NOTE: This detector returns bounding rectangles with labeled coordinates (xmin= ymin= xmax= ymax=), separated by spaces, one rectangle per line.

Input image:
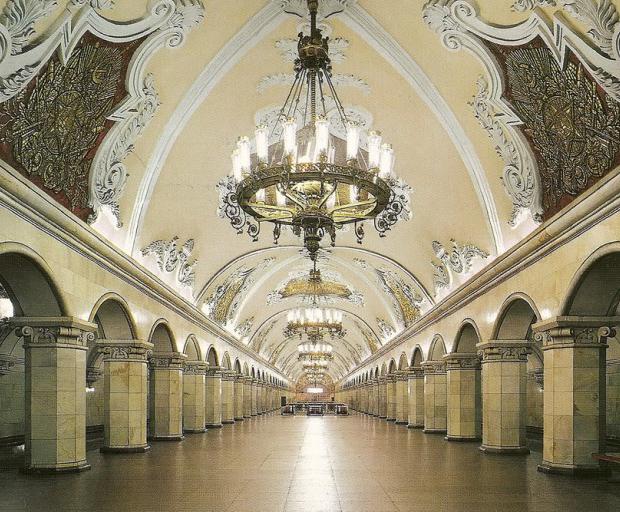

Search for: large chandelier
xmin=219 ymin=0 xmax=407 ymax=261
xmin=298 ymin=338 xmax=334 ymax=362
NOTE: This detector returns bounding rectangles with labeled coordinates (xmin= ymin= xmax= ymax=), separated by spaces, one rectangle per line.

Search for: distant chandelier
xmin=219 ymin=0 xmax=407 ymax=261
xmin=298 ymin=338 xmax=334 ymax=362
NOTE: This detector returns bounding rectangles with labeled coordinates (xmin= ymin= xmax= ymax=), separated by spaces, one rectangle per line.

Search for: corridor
xmin=1 ymin=413 xmax=619 ymax=512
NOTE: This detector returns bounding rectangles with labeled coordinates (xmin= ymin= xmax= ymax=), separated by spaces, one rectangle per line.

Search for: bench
xmin=592 ymin=452 xmax=620 ymax=481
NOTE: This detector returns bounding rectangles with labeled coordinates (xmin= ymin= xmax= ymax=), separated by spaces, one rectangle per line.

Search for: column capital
xmin=378 ymin=376 xmax=387 ymax=383
xmin=221 ymin=370 xmax=237 ymax=381
xmin=242 ymin=376 xmax=253 ymax=383
xmin=150 ymin=352 xmax=186 ymax=370
xmin=533 ymin=316 xmax=619 ymax=350
xmin=396 ymin=371 xmax=408 ymax=381
xmin=0 ymin=354 xmax=22 ymax=376
xmin=443 ymin=352 xmax=481 ymax=370
xmin=12 ymin=317 xmax=96 ymax=350
xmin=477 ymin=340 xmax=531 ymax=362
xmin=184 ymin=360 xmax=207 ymax=375
xmin=206 ymin=365 xmax=223 ymax=377
xmin=406 ymin=366 xmax=424 ymax=379
xmin=421 ymin=360 xmax=446 ymax=374
xmin=97 ymin=339 xmax=154 ymax=362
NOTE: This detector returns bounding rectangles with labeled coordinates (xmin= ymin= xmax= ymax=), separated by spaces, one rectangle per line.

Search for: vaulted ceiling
xmin=6 ymin=0 xmax=618 ymax=382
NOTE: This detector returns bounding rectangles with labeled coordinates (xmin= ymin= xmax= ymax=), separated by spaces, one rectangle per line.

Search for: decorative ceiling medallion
xmin=275 ymin=35 xmax=349 ymax=64
xmin=140 ymin=236 xmax=197 ymax=289
xmin=423 ymin=0 xmax=620 ymax=224
xmin=202 ymin=257 xmax=276 ymax=325
xmin=257 ymin=72 xmax=370 ymax=95
xmin=511 ymin=0 xmax=556 ymax=12
xmin=501 ymin=45 xmax=620 ymax=217
xmin=0 ymin=38 xmax=128 ymax=219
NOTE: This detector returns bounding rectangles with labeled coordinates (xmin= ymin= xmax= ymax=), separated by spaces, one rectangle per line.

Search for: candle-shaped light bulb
xmin=379 ymin=143 xmax=394 ymax=178
xmin=367 ymin=130 xmax=382 ymax=169
xmin=276 ymin=187 xmax=286 ymax=207
xmin=349 ymin=184 xmax=358 ymax=202
xmin=231 ymin=148 xmax=242 ymax=182
xmin=346 ymin=121 xmax=360 ymax=160
xmin=255 ymin=188 xmax=265 ymax=202
xmin=315 ymin=116 xmax=330 ymax=159
xmin=237 ymin=136 xmax=251 ymax=173
xmin=283 ymin=117 xmax=297 ymax=157
xmin=255 ymin=125 xmax=269 ymax=163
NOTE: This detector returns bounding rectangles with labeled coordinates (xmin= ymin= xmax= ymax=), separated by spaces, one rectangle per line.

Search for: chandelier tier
xmin=220 ymin=0 xmax=406 ymax=261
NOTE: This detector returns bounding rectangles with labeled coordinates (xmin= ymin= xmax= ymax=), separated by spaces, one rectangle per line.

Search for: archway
xmin=206 ymin=346 xmax=219 ymax=367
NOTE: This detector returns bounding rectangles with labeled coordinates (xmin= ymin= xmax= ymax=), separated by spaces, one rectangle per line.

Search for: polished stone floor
xmin=1 ymin=413 xmax=620 ymax=512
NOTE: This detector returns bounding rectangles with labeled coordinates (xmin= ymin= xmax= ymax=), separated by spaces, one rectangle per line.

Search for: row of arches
xmin=340 ymin=246 xmax=620 ymax=474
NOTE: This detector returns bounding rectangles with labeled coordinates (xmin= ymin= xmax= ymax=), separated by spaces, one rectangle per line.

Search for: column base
xmin=101 ymin=444 xmax=151 ymax=453
xmin=21 ymin=461 xmax=91 ymax=474
xmin=446 ymin=435 xmax=481 ymax=442
xmin=423 ymin=428 xmax=447 ymax=434
xmin=222 ymin=420 xmax=235 ymax=424
xmin=251 ymin=413 xmax=258 ymax=416
xmin=183 ymin=428 xmax=206 ymax=434
xmin=480 ymin=445 xmax=530 ymax=455
xmin=386 ymin=418 xmax=396 ymax=422
xmin=407 ymin=424 xmax=424 ymax=429
xmin=537 ymin=462 xmax=607 ymax=476
xmin=234 ymin=417 xmax=244 ymax=421
xmin=205 ymin=423 xmax=222 ymax=429
xmin=395 ymin=420 xmax=408 ymax=425
xmin=150 ymin=435 xmax=184 ymax=442
xmin=379 ymin=415 xmax=387 ymax=419
xmin=244 ymin=415 xmax=252 ymax=419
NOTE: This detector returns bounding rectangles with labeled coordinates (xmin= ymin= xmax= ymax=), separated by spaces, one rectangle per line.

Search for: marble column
xmin=234 ymin=375 xmax=244 ymax=421
xmin=15 ymin=318 xmax=95 ymax=472
xmin=362 ymin=384 xmax=369 ymax=414
xmin=205 ymin=367 xmax=222 ymax=428
xmin=607 ymin=359 xmax=620 ymax=443
xmin=183 ymin=360 xmax=206 ymax=434
xmin=251 ymin=379 xmax=258 ymax=416
xmin=395 ymin=372 xmax=408 ymax=425
xmin=378 ymin=377 xmax=388 ymax=419
xmin=534 ymin=318 xmax=616 ymax=474
xmin=422 ymin=360 xmax=447 ymax=434
xmin=407 ymin=367 xmax=425 ymax=428
xmin=221 ymin=371 xmax=236 ymax=424
xmin=97 ymin=339 xmax=153 ymax=453
xmin=243 ymin=377 xmax=252 ymax=418
xmin=477 ymin=341 xmax=531 ymax=454
xmin=260 ymin=383 xmax=267 ymax=413
xmin=149 ymin=352 xmax=186 ymax=441
xmin=386 ymin=376 xmax=396 ymax=421
xmin=444 ymin=353 xmax=482 ymax=442
xmin=370 ymin=379 xmax=378 ymax=416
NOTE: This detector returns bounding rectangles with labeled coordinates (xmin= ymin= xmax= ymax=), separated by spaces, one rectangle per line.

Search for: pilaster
xmin=444 ymin=353 xmax=481 ymax=442
xmin=205 ymin=367 xmax=222 ymax=428
xmin=149 ymin=352 xmax=186 ymax=441
xmin=422 ymin=360 xmax=447 ymax=434
xmin=407 ymin=367 xmax=424 ymax=428
xmin=183 ymin=361 xmax=207 ymax=434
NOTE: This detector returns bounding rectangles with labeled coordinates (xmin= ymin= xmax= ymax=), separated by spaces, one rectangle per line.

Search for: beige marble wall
xmin=386 ymin=377 xmax=396 ymax=421
xmin=608 ymin=360 xmax=620 ymax=441
xmin=183 ymin=361 xmax=206 ymax=433
xmin=527 ymin=368 xmax=544 ymax=431
xmin=251 ymin=380 xmax=258 ymax=416
xmin=149 ymin=353 xmax=185 ymax=441
xmin=444 ymin=354 xmax=481 ymax=441
xmin=379 ymin=378 xmax=387 ymax=418
xmin=0 ymin=361 xmax=24 ymax=439
xmin=407 ymin=369 xmax=424 ymax=428
xmin=243 ymin=378 xmax=252 ymax=417
xmin=205 ymin=369 xmax=222 ymax=428
xmin=221 ymin=373 xmax=235 ymax=424
xmin=422 ymin=361 xmax=447 ymax=433
xmin=86 ymin=382 xmax=104 ymax=428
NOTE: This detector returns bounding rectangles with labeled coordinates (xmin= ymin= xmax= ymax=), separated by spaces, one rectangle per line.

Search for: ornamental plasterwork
xmin=422 ymin=0 xmax=620 ymax=224
xmin=0 ymin=0 xmax=204 ymax=226
xmin=235 ymin=317 xmax=255 ymax=338
xmin=375 ymin=267 xmax=424 ymax=328
xmin=141 ymin=237 xmax=197 ymax=289
xmin=353 ymin=320 xmax=381 ymax=354
xmin=511 ymin=0 xmax=556 ymax=11
xmin=202 ymin=257 xmax=276 ymax=326
xmin=275 ymin=34 xmax=349 ymax=64
xmin=376 ymin=317 xmax=396 ymax=341
xmin=431 ymin=239 xmax=488 ymax=296
xmin=257 ymin=72 xmax=370 ymax=95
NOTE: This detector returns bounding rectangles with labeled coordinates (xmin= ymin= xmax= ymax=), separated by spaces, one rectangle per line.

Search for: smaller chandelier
xmin=288 ymin=307 xmax=342 ymax=330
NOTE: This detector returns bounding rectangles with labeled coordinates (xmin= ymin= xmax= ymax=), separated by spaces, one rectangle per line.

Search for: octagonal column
xmin=378 ymin=377 xmax=388 ymax=418
xmin=444 ymin=353 xmax=481 ymax=442
xmin=97 ymin=339 xmax=153 ymax=453
xmin=386 ymin=376 xmax=396 ymax=421
xmin=243 ymin=377 xmax=252 ymax=418
xmin=395 ymin=372 xmax=408 ymax=424
xmin=221 ymin=371 xmax=236 ymax=424
xmin=534 ymin=318 xmax=616 ymax=474
xmin=422 ymin=361 xmax=447 ymax=434
xmin=260 ymin=383 xmax=267 ymax=413
xmin=362 ymin=384 xmax=369 ymax=413
xmin=15 ymin=318 xmax=96 ymax=473
xmin=477 ymin=341 xmax=531 ymax=454
xmin=205 ymin=367 xmax=222 ymax=428
xmin=183 ymin=361 xmax=206 ymax=434
xmin=407 ymin=367 xmax=424 ymax=428
xmin=149 ymin=352 xmax=186 ymax=441
xmin=234 ymin=375 xmax=244 ymax=421
xmin=371 ymin=380 xmax=380 ymax=416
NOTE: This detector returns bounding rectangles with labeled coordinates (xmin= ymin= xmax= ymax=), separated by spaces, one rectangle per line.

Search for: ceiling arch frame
xmin=127 ymin=0 xmax=505 ymax=256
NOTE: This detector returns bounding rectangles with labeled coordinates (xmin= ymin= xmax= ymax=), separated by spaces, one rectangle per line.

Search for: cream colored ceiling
xmin=8 ymin=0 xmax=606 ymax=381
